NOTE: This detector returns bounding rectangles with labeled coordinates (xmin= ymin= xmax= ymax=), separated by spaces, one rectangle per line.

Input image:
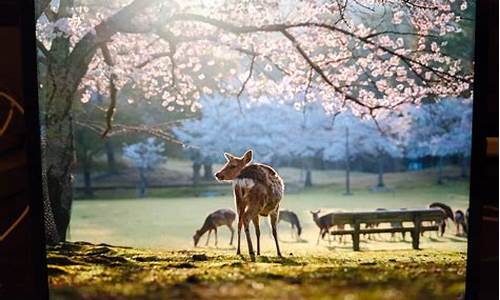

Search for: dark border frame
xmin=465 ymin=0 xmax=499 ymax=299
xmin=13 ymin=0 xmax=497 ymax=299
xmin=20 ymin=0 xmax=49 ymax=299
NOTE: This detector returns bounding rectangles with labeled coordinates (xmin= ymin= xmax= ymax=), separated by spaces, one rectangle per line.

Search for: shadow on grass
xmin=428 ymin=237 xmax=447 ymax=243
xmin=280 ymin=238 xmax=309 ymax=244
xmin=381 ymin=239 xmax=412 ymax=244
xmin=256 ymin=255 xmax=302 ymax=266
xmin=325 ymin=244 xmax=354 ymax=251
xmin=447 ymin=236 xmax=468 ymax=242
xmin=198 ymin=245 xmax=236 ymax=250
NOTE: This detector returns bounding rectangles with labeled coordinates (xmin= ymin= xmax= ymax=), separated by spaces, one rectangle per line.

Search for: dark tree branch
xmin=36 ymin=40 xmax=50 ymax=58
xmin=170 ymin=14 xmax=472 ymax=85
xmin=75 ymin=120 xmax=184 ymax=145
xmin=99 ymin=44 xmax=117 ymax=138
xmin=280 ymin=29 xmax=380 ymax=110
xmin=236 ymin=53 xmax=256 ymax=113
xmin=135 ymin=51 xmax=171 ymax=68
xmin=35 ymin=0 xmax=52 ymax=20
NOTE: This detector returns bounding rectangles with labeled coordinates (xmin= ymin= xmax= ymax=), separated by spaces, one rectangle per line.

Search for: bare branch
xmin=75 ymin=120 xmax=185 ymax=145
xmin=236 ymin=53 xmax=256 ymax=113
xmin=280 ymin=29 xmax=380 ymax=110
xmin=135 ymin=51 xmax=171 ymax=68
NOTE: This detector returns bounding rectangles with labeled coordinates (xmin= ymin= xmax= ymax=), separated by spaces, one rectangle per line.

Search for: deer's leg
xmin=252 ymin=216 xmax=261 ymax=256
xmin=227 ymin=224 xmax=234 ymax=246
xmin=243 ymin=209 xmax=258 ymax=260
xmin=316 ymin=229 xmax=322 ymax=245
xmin=269 ymin=212 xmax=282 ymax=257
xmin=214 ymin=227 xmax=218 ymax=247
xmin=237 ymin=214 xmax=243 ymax=255
xmin=206 ymin=230 xmax=211 ymax=246
xmin=235 ymin=188 xmax=244 ymax=255
xmin=291 ymin=223 xmax=294 ymax=239
xmin=440 ymin=221 xmax=446 ymax=237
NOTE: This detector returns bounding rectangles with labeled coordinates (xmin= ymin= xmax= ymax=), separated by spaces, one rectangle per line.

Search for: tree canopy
xmin=37 ymin=0 xmax=474 ymax=134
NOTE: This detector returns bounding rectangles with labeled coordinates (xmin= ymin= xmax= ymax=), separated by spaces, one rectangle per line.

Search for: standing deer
xmin=193 ymin=208 xmax=236 ymax=247
xmin=215 ymin=150 xmax=284 ymax=260
xmin=278 ymin=209 xmax=302 ymax=240
xmin=310 ymin=210 xmax=343 ymax=245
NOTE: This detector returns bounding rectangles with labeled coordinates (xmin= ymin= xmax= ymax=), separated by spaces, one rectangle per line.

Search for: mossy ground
xmin=48 ymin=242 xmax=466 ymax=300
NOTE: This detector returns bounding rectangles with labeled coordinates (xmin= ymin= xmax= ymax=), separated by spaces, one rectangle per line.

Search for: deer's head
xmin=310 ymin=210 xmax=321 ymax=220
xmin=193 ymin=230 xmax=202 ymax=247
xmin=214 ymin=150 xmax=253 ymax=181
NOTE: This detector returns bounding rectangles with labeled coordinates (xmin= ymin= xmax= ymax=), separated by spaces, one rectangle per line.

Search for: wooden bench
xmin=328 ymin=208 xmax=445 ymax=251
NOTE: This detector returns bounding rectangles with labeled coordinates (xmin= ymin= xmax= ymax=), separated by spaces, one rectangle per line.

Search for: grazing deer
xmin=278 ymin=209 xmax=302 ymax=240
xmin=310 ymin=210 xmax=343 ymax=245
xmin=193 ymin=209 xmax=235 ymax=247
xmin=428 ymin=202 xmax=454 ymax=236
xmin=454 ymin=209 xmax=467 ymax=236
xmin=214 ymin=150 xmax=284 ymax=260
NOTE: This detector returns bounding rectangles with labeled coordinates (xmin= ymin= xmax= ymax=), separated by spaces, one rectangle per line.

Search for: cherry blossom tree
xmin=122 ymin=137 xmax=166 ymax=197
xmin=403 ymin=97 xmax=472 ymax=183
xmin=36 ymin=0 xmax=474 ymax=241
xmin=173 ymin=95 xmax=297 ymax=164
xmin=361 ymin=114 xmax=404 ymax=189
xmin=175 ymin=94 xmax=333 ymax=187
xmin=323 ymin=109 xmax=369 ymax=195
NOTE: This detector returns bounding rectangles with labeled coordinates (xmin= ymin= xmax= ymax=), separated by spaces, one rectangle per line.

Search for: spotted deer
xmin=215 ymin=150 xmax=284 ymax=260
xmin=310 ymin=210 xmax=345 ymax=245
xmin=193 ymin=208 xmax=236 ymax=247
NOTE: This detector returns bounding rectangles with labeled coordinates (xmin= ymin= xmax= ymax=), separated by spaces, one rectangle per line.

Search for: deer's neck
xmin=198 ymin=218 xmax=214 ymax=235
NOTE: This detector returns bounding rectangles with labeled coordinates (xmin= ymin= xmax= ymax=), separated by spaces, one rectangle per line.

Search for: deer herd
xmin=192 ymin=149 xmax=468 ymax=260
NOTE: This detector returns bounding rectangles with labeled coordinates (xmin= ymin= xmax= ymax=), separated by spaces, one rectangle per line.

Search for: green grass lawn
xmin=52 ymin=168 xmax=470 ymax=299
xmin=47 ymin=242 xmax=466 ymax=300
xmin=69 ymin=167 xmax=469 ymax=251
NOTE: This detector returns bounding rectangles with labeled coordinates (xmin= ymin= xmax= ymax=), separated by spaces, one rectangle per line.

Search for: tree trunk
xmin=193 ymin=161 xmax=201 ymax=185
xmin=138 ymin=167 xmax=147 ymax=198
xmin=38 ymin=0 xmax=144 ymax=243
xmin=461 ymin=155 xmax=469 ymax=178
xmin=377 ymin=154 xmax=385 ymax=188
xmin=344 ymin=127 xmax=352 ymax=195
xmin=437 ymin=156 xmax=444 ymax=185
xmin=203 ymin=162 xmax=213 ymax=180
xmin=304 ymin=166 xmax=312 ymax=187
xmin=105 ymin=139 xmax=117 ymax=174
xmin=45 ymin=113 xmax=76 ymax=242
xmin=40 ymin=134 xmax=60 ymax=244
xmin=83 ymin=159 xmax=93 ymax=198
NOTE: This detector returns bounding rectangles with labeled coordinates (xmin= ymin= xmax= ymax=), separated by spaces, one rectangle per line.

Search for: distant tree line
xmin=174 ymin=96 xmax=472 ymax=194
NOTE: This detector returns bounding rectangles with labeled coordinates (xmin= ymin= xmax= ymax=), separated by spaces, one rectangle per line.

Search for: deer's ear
xmin=242 ymin=149 xmax=253 ymax=164
xmin=224 ymin=152 xmax=235 ymax=161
